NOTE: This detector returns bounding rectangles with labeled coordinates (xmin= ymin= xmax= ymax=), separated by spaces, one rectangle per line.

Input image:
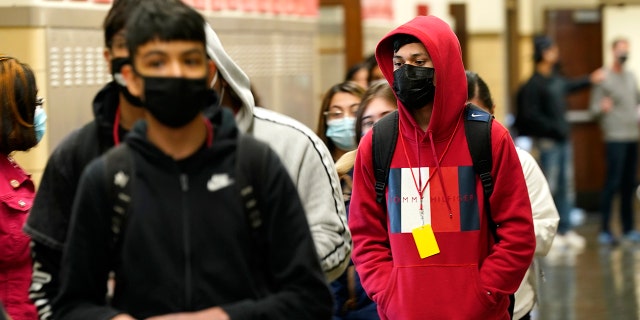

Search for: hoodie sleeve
xmin=53 ymin=159 xmax=124 ymax=320
xmin=222 ymin=144 xmax=333 ymax=320
xmin=480 ymin=127 xmax=536 ymax=296
xmin=347 ymin=133 xmax=393 ymax=305
xmin=251 ymin=108 xmax=351 ymax=281
xmin=294 ymin=135 xmax=351 ymax=281
xmin=517 ymin=148 xmax=559 ymax=257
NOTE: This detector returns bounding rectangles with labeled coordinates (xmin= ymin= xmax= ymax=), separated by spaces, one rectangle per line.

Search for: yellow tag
xmin=412 ymin=225 xmax=440 ymax=259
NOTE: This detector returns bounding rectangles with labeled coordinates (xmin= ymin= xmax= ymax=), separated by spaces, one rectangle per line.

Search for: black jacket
xmin=24 ymin=82 xmax=122 ymax=319
xmin=53 ymin=110 xmax=332 ymax=319
xmin=26 ymin=82 xmax=121 ymax=250
xmin=515 ymin=72 xmax=590 ymax=141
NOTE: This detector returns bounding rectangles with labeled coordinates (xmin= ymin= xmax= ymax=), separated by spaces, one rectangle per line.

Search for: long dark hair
xmin=465 ymin=70 xmax=494 ymax=113
xmin=0 ymin=55 xmax=38 ymax=154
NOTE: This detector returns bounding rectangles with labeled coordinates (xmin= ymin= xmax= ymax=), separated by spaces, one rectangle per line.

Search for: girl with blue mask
xmin=0 ymin=55 xmax=40 ymax=320
xmin=317 ymin=81 xmax=364 ymax=161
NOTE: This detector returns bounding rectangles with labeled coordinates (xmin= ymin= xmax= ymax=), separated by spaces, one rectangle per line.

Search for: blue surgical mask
xmin=326 ymin=117 xmax=356 ymax=151
xmin=34 ymin=106 xmax=47 ymax=143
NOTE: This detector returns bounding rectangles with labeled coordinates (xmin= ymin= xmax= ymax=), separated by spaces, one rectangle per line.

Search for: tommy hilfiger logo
xmin=207 ymin=173 xmax=234 ymax=192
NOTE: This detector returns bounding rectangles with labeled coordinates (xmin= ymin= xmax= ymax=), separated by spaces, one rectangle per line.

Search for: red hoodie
xmin=348 ymin=16 xmax=535 ymax=319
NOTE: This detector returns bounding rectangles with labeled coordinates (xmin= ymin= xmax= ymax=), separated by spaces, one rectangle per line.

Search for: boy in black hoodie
xmin=53 ymin=1 xmax=331 ymax=319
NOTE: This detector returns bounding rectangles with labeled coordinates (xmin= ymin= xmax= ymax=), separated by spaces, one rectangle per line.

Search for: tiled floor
xmin=534 ymin=213 xmax=640 ymax=320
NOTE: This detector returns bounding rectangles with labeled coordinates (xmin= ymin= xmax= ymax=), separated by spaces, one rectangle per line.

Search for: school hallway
xmin=533 ymin=210 xmax=640 ymax=320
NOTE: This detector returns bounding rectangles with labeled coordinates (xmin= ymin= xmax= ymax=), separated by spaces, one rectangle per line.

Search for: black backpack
xmin=371 ymin=103 xmax=515 ymax=318
xmin=105 ymin=134 xmax=272 ymax=296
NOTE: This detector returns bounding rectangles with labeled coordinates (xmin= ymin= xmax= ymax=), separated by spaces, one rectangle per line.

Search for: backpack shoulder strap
xmin=372 ymin=110 xmax=399 ymax=205
xmin=104 ymin=144 xmax=134 ymax=252
xmin=464 ymin=103 xmax=494 ymax=199
xmin=235 ymin=134 xmax=272 ymax=295
xmin=463 ymin=104 xmax=515 ymax=318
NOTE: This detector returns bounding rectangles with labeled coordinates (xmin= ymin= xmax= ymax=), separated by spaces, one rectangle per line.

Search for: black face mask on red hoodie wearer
xmin=393 ymin=64 xmax=436 ymax=110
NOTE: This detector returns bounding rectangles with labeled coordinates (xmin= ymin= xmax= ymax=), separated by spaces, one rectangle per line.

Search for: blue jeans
xmin=600 ymin=142 xmax=638 ymax=234
xmin=537 ymin=139 xmax=573 ymax=234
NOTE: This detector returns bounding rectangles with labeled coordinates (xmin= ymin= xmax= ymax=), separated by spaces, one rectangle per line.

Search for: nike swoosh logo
xmin=207 ymin=174 xmax=235 ymax=192
xmin=470 ymin=113 xmax=483 ymax=118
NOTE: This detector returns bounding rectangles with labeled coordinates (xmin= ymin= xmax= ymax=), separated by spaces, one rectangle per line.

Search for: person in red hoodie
xmin=348 ymin=16 xmax=536 ymax=319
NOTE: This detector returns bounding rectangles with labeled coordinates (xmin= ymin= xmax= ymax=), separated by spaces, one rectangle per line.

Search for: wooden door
xmin=545 ymin=8 xmax=604 ymax=211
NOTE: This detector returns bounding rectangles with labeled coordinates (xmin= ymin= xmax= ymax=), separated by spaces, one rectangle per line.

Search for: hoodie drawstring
xmin=428 ymin=130 xmax=454 ymax=219
xmin=399 ymin=119 xmax=462 ymax=223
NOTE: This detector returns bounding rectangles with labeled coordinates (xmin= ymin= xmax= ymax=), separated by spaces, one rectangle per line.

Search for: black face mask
xmin=393 ymin=64 xmax=436 ymax=110
xmin=141 ymin=76 xmax=209 ymax=128
xmin=111 ymin=58 xmax=144 ymax=107
xmin=618 ymin=52 xmax=628 ymax=65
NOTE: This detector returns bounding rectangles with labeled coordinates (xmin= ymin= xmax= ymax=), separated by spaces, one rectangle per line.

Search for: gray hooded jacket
xmin=205 ymin=24 xmax=350 ymax=281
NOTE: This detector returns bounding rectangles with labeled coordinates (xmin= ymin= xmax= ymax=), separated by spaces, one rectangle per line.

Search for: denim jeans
xmin=601 ymin=141 xmax=638 ymax=234
xmin=536 ymin=138 xmax=573 ymax=234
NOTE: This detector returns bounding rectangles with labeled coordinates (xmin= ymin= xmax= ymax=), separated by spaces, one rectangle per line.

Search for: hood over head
xmin=375 ymin=15 xmax=467 ymax=142
xmin=205 ymin=23 xmax=255 ymax=133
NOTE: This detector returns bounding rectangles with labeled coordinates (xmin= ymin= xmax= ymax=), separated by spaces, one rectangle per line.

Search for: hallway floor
xmin=534 ymin=213 xmax=640 ymax=320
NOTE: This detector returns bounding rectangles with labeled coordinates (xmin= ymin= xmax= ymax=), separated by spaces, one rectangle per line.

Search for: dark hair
xmin=316 ymin=81 xmax=365 ymax=156
xmin=355 ymin=80 xmax=396 ymax=144
xmin=465 ymin=70 xmax=494 ymax=113
xmin=393 ymin=34 xmax=421 ymax=53
xmin=345 ymin=62 xmax=368 ymax=84
xmin=533 ymin=35 xmax=553 ymax=63
xmin=103 ymin=0 xmax=146 ymax=49
xmin=126 ymin=0 xmax=206 ymax=58
xmin=0 ymin=56 xmax=38 ymax=154
xmin=364 ymin=53 xmax=384 ymax=84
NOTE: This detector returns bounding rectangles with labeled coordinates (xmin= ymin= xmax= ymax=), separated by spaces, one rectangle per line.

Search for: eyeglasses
xmin=36 ymin=97 xmax=44 ymax=107
xmin=323 ymin=105 xmax=359 ymax=120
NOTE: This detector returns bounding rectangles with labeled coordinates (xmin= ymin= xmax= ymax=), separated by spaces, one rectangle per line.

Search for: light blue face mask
xmin=326 ymin=117 xmax=357 ymax=151
xmin=34 ymin=106 xmax=47 ymax=143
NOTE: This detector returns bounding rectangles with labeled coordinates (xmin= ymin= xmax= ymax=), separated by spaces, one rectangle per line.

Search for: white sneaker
xmin=563 ymin=230 xmax=586 ymax=252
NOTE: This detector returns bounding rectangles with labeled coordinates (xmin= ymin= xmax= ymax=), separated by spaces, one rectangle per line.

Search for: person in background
xmin=345 ymin=61 xmax=370 ymax=90
xmin=365 ymin=54 xmax=384 ymax=85
xmin=206 ymin=24 xmax=351 ymax=281
xmin=467 ymin=70 xmax=559 ymax=320
xmin=590 ymin=37 xmax=640 ymax=245
xmin=515 ymin=35 xmax=604 ymax=251
xmin=331 ymin=80 xmax=397 ymax=320
xmin=348 ymin=16 xmax=535 ymax=319
xmin=317 ymin=82 xmax=365 ymax=162
xmin=53 ymin=1 xmax=332 ymax=319
xmin=0 ymin=55 xmax=44 ymax=320
xmin=24 ymin=1 xmax=149 ymax=318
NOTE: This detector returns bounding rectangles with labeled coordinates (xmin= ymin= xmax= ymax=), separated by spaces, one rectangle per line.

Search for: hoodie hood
xmin=92 ymin=81 xmax=120 ymax=138
xmin=205 ymin=23 xmax=255 ymax=133
xmin=375 ymin=15 xmax=467 ymax=142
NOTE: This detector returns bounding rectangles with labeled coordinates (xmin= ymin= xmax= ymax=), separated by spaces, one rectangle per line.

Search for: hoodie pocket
xmin=378 ymin=266 xmax=398 ymax=313
xmin=470 ymin=267 xmax=499 ymax=309
xmin=380 ymin=265 xmax=505 ymax=319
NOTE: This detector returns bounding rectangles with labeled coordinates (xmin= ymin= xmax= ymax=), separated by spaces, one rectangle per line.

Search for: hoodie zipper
xmin=180 ymin=173 xmax=192 ymax=309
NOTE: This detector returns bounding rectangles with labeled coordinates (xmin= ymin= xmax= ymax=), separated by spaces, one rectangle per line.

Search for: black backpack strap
xmin=463 ymin=104 xmax=515 ymax=318
xmin=103 ymin=144 xmax=134 ymax=256
xmin=464 ymin=104 xmax=494 ymax=200
xmin=372 ymin=110 xmax=399 ymax=205
xmin=464 ymin=103 xmax=496 ymax=237
xmin=235 ymin=134 xmax=272 ymax=296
